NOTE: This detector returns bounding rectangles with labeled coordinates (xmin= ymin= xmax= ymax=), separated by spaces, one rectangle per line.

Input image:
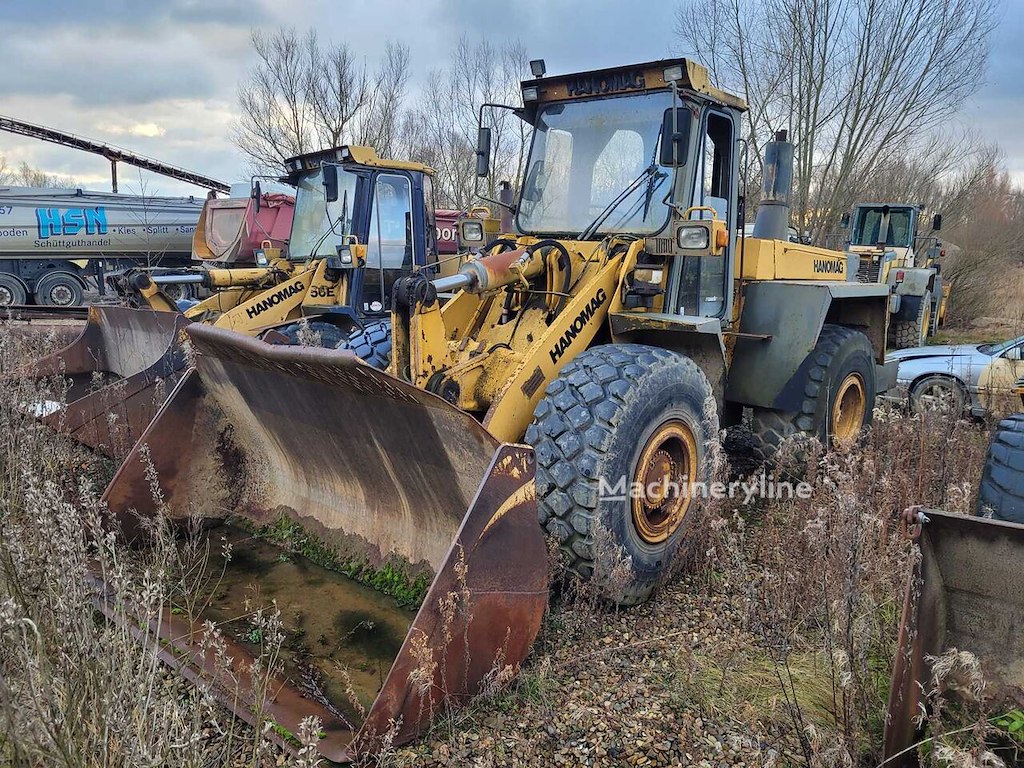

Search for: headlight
xmin=461 ymin=221 xmax=484 ymax=242
xmin=676 ymin=225 xmax=710 ymax=250
xmin=254 ymin=250 xmax=269 ymax=267
xmin=339 ymin=251 xmax=353 ymax=265
xmin=663 ymin=65 xmax=683 ymax=83
xmin=522 ymin=86 xmax=539 ymax=101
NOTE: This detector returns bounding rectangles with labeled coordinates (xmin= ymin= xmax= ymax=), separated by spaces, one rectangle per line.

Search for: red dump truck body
xmin=435 ymin=209 xmax=461 ymax=255
xmin=193 ymin=192 xmax=295 ymax=265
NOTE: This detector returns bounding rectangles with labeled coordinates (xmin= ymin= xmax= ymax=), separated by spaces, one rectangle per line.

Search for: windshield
xmin=289 ymin=165 xmax=359 ymax=259
xmin=980 ymin=335 xmax=1024 ymax=355
xmin=851 ymin=207 xmax=913 ymax=248
xmin=516 ymin=92 xmax=674 ymax=237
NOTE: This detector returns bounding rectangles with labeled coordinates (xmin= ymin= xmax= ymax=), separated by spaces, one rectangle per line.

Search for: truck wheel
xmin=526 ymin=344 xmax=718 ymax=606
xmin=161 ymin=282 xmax=196 ymax=303
xmin=276 ymin=321 xmax=346 ymax=348
xmin=976 ymin=414 xmax=1024 ymax=524
xmin=0 ymin=274 xmax=27 ymax=306
xmin=35 ymin=272 xmax=84 ymax=307
xmin=891 ymin=291 xmax=931 ymax=350
xmin=338 ymin=320 xmax=392 ymax=369
xmin=750 ymin=324 xmax=875 ymax=462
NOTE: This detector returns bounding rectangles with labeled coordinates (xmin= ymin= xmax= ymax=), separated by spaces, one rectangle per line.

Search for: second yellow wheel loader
xmin=25 ymin=145 xmax=486 ymax=458
xmin=96 ymin=57 xmax=898 ymax=760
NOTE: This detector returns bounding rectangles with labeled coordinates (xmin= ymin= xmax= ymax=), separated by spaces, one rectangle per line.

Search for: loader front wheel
xmin=275 ymin=320 xmax=346 ymax=348
xmin=976 ymin=413 xmax=1024 ymax=524
xmin=749 ymin=324 xmax=875 ymax=462
xmin=891 ymin=291 xmax=931 ymax=350
xmin=338 ymin=320 xmax=392 ymax=369
xmin=527 ymin=344 xmax=717 ymax=606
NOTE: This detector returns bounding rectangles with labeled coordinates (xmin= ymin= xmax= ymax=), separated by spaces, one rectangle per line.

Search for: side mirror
xmin=323 ymin=164 xmax=339 ymax=203
xmin=840 ymin=213 xmax=850 ymax=229
xmin=476 ymin=127 xmax=492 ymax=178
xmin=932 ymin=213 xmax=942 ymax=231
xmin=522 ymin=160 xmax=546 ymax=202
xmin=252 ymin=181 xmax=262 ymax=213
xmin=659 ymin=107 xmax=691 ymax=167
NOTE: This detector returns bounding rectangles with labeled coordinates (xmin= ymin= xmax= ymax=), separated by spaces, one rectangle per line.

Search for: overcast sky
xmin=1 ymin=0 xmax=1021 ymax=198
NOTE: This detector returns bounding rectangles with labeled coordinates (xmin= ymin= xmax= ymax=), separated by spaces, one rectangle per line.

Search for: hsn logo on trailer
xmin=35 ymin=207 xmax=108 ymax=239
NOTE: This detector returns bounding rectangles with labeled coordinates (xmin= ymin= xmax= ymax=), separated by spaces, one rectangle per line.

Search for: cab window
xmin=677 ymin=111 xmax=733 ymax=317
xmin=362 ymin=174 xmax=413 ymax=313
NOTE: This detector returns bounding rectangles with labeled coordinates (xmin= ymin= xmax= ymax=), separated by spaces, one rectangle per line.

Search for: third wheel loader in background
xmin=97 ymin=57 xmax=899 ymax=759
xmin=842 ymin=202 xmax=950 ymax=349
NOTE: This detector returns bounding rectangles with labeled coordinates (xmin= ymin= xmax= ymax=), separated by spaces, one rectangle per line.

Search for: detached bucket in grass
xmin=99 ymin=324 xmax=549 ymax=761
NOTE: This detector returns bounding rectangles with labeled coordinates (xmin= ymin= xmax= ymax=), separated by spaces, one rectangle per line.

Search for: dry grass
xmin=0 ymin=325 xmax=323 ymax=768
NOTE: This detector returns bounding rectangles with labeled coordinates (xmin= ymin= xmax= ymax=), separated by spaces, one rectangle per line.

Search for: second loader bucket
xmin=101 ymin=324 xmax=548 ymax=762
xmin=24 ymin=305 xmax=190 ymax=458
xmin=884 ymin=510 xmax=1024 ymax=764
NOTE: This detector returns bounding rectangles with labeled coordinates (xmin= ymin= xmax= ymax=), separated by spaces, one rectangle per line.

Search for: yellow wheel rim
xmin=631 ymin=420 xmax=698 ymax=544
xmin=831 ymin=373 xmax=867 ymax=443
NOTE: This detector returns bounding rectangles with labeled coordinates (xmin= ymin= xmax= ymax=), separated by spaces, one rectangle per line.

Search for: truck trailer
xmin=0 ymin=186 xmax=204 ymax=306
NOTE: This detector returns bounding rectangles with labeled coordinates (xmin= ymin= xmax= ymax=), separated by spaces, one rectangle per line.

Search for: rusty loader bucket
xmin=24 ymin=305 xmax=190 ymax=458
xmin=100 ymin=324 xmax=548 ymax=762
xmin=884 ymin=510 xmax=1024 ymax=764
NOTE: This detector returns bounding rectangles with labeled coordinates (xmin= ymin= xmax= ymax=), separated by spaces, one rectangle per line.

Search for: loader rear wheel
xmin=891 ymin=291 xmax=931 ymax=350
xmin=276 ymin=321 xmax=346 ymax=348
xmin=527 ymin=344 xmax=717 ymax=606
xmin=749 ymin=324 xmax=875 ymax=462
xmin=338 ymin=320 xmax=392 ymax=369
xmin=976 ymin=413 xmax=1024 ymax=524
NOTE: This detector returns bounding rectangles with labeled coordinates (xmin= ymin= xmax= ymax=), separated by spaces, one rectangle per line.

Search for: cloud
xmin=1 ymin=0 xmax=1021 ymax=191
xmin=97 ymin=122 xmax=167 ymax=138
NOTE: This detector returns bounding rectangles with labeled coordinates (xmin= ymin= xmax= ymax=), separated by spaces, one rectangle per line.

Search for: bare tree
xmin=232 ymin=28 xmax=374 ymax=173
xmin=0 ymin=158 xmax=75 ymax=188
xmin=354 ymin=42 xmax=411 ymax=157
xmin=677 ymin=0 xmax=997 ymax=241
xmin=400 ymin=37 xmax=529 ymax=209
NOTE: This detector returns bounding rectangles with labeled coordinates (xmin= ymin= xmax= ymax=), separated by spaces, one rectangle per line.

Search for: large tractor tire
xmin=976 ymin=414 xmax=1024 ymax=524
xmin=275 ymin=320 xmax=347 ymax=348
xmin=891 ymin=291 xmax=932 ymax=350
xmin=338 ymin=319 xmax=392 ymax=369
xmin=526 ymin=344 xmax=717 ymax=606
xmin=750 ymin=324 xmax=875 ymax=463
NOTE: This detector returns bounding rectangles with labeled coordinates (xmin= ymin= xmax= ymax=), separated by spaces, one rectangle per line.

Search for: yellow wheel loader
xmin=24 ymin=146 xmax=487 ymax=458
xmin=94 ymin=58 xmax=899 ymax=760
xmin=843 ymin=202 xmax=949 ymax=349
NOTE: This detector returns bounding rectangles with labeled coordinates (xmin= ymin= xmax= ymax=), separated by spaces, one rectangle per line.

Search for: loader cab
xmin=509 ymin=59 xmax=744 ymax=321
xmin=850 ymin=204 xmax=918 ymax=250
xmin=283 ymin=146 xmax=438 ymax=317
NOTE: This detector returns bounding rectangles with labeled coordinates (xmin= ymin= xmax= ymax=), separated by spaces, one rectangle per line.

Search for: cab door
xmin=357 ymin=171 xmax=416 ymax=316
xmin=674 ymin=108 xmax=737 ymax=319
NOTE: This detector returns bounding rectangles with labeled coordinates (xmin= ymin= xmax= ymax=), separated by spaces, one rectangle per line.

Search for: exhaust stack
xmin=752 ymin=129 xmax=794 ymax=242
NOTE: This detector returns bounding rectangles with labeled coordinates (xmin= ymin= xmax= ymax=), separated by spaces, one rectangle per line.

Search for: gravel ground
xmin=392 ymin=571 xmax=808 ymax=768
